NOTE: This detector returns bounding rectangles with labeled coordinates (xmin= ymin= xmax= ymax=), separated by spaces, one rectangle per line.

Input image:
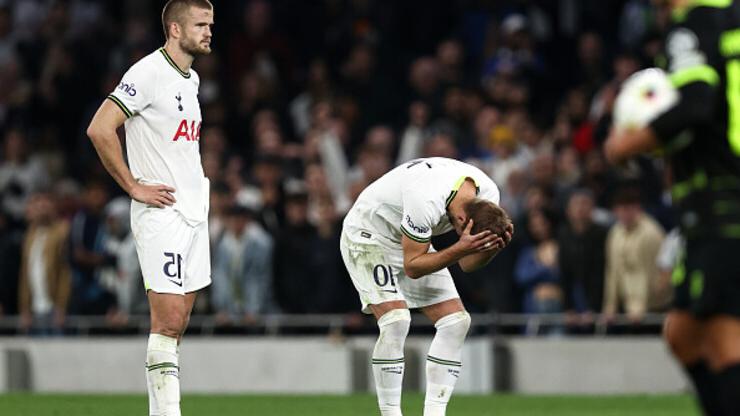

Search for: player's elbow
xmin=86 ymin=122 xmax=102 ymax=143
xmin=459 ymin=252 xmax=495 ymax=273
xmin=459 ymin=262 xmax=484 ymax=273
xmin=403 ymin=264 xmax=423 ymax=279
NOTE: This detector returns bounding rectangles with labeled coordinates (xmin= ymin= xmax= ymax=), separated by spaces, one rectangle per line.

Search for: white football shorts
xmin=131 ymin=202 xmax=211 ymax=294
xmin=340 ymin=226 xmax=460 ymax=314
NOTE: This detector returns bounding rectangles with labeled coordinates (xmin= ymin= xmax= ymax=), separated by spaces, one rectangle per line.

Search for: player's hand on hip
xmin=455 ymin=219 xmax=500 ymax=255
xmin=130 ymin=182 xmax=176 ymax=208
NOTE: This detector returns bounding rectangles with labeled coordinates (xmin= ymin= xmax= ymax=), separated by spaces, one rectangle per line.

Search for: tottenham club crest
xmin=175 ymin=93 xmax=183 ymax=111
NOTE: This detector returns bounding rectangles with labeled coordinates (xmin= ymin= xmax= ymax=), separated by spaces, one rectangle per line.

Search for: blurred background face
xmin=85 ymin=185 xmax=109 ymax=214
xmin=424 ymin=133 xmax=458 ymax=159
xmin=614 ymin=203 xmax=642 ymax=228
xmin=357 ymin=148 xmax=390 ymax=182
xmin=25 ymin=193 xmax=55 ymax=224
xmin=527 ymin=210 xmax=552 ymax=242
xmin=567 ymin=193 xmax=594 ymax=225
xmin=304 ymin=164 xmax=329 ymax=196
xmin=227 ymin=212 xmax=249 ymax=235
xmin=4 ymin=130 xmax=26 ymax=163
xmin=285 ymin=197 xmax=308 ymax=226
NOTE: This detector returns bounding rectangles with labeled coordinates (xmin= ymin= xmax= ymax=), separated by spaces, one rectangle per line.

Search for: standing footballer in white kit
xmin=340 ymin=157 xmax=513 ymax=416
xmin=86 ymin=1 xmax=213 ymax=415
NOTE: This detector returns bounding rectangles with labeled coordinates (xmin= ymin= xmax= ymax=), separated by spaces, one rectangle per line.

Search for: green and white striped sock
xmin=372 ymin=357 xmax=405 ymax=416
xmin=424 ymin=312 xmax=471 ymax=416
xmin=146 ymin=334 xmax=180 ymax=416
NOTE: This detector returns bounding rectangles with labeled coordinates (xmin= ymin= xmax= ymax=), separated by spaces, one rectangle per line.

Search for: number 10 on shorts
xmin=374 ymin=264 xmax=397 ymax=292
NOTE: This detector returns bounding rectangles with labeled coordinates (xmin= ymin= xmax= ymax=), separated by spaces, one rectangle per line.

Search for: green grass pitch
xmin=0 ymin=393 xmax=697 ymax=416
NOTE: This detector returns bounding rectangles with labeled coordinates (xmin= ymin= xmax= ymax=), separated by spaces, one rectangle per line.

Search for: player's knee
xmin=434 ymin=311 xmax=471 ymax=346
xmin=377 ymin=309 xmax=411 ymax=350
xmin=663 ymin=317 xmax=701 ymax=364
xmin=704 ymin=321 xmax=740 ymax=369
xmin=154 ymin=312 xmax=188 ymax=338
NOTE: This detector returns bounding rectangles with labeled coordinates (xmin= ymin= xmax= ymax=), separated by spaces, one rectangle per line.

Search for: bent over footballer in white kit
xmin=340 ymin=157 xmax=513 ymax=416
xmin=86 ymin=1 xmax=214 ymax=415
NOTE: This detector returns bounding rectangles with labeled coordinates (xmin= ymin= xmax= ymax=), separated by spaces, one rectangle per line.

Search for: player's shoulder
xmin=125 ymin=49 xmax=163 ymax=77
xmin=678 ymin=1 xmax=729 ymax=33
xmin=189 ymin=68 xmax=200 ymax=85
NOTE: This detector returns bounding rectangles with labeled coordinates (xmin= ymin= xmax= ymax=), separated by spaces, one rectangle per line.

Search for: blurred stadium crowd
xmin=0 ymin=0 xmax=681 ymax=334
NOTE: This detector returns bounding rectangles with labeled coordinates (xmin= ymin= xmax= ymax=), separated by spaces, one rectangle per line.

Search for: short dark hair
xmin=161 ymin=0 xmax=213 ymax=39
xmin=463 ymin=198 xmax=510 ymax=236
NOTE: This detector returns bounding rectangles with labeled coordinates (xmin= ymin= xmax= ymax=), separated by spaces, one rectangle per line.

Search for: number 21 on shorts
xmin=374 ymin=264 xmax=397 ymax=293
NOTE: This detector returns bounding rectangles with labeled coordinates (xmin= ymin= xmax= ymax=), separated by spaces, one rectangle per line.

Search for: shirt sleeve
xmin=649 ymin=17 xmax=719 ymax=143
xmin=107 ymin=61 xmax=156 ymax=118
xmin=400 ymin=189 xmax=437 ymax=243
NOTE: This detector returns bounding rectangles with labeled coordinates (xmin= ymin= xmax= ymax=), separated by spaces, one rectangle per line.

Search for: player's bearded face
xmin=180 ymin=7 xmax=213 ymax=55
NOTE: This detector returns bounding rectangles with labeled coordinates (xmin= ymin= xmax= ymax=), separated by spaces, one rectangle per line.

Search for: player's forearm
xmin=404 ymin=245 xmax=465 ymax=279
xmin=458 ymin=251 xmax=497 ymax=273
xmin=87 ymin=127 xmax=137 ymax=195
xmin=604 ymin=127 xmax=659 ymax=164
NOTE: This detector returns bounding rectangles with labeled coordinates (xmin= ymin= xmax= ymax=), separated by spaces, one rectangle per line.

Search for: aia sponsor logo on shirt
xmin=172 ymin=120 xmax=201 ymax=141
xmin=117 ymin=81 xmax=137 ymax=96
xmin=405 ymin=215 xmax=429 ymax=234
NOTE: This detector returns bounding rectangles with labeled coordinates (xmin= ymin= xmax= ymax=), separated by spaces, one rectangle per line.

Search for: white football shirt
xmin=344 ymin=157 xmax=500 ymax=248
xmin=108 ymin=47 xmax=208 ymax=224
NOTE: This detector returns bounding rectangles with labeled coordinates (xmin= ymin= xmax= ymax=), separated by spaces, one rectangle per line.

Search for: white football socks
xmin=146 ymin=334 xmax=181 ymax=416
xmin=424 ymin=311 xmax=471 ymax=416
xmin=372 ymin=309 xmax=411 ymax=416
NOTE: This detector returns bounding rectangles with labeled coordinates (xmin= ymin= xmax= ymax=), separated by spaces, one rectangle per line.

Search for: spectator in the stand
xmin=227 ymin=0 xmax=292 ymax=87
xmin=471 ymin=106 xmax=502 ymax=157
xmin=397 ymin=101 xmax=430 ymax=163
xmin=558 ymin=190 xmax=608 ymax=331
xmin=18 ymin=192 xmax=70 ymax=334
xmin=208 ymin=181 xmax=232 ymax=250
xmin=437 ymin=38 xmax=465 ymax=87
xmin=0 ymin=211 xmax=21 ymax=316
xmin=290 ymin=59 xmax=332 ymax=137
xmin=248 ymin=154 xmax=285 ymax=233
xmin=574 ymin=32 xmax=606 ymax=93
xmin=408 ymin=56 xmax=441 ymax=109
xmin=311 ymin=195 xmax=357 ymax=312
xmin=68 ymin=181 xmax=116 ymax=315
xmin=514 ymin=210 xmax=562 ymax=314
xmin=212 ymin=204 xmax=275 ymax=325
xmin=485 ymin=125 xmax=527 ymax=189
xmin=98 ymin=197 xmax=145 ymax=319
xmin=0 ymin=129 xmax=50 ymax=226
xmin=603 ymin=188 xmax=665 ymax=324
xmin=482 ymin=14 xmax=543 ymax=80
xmin=273 ymin=181 xmax=358 ymax=314
xmin=274 ymin=188 xmax=314 ymax=312
xmin=348 ymin=143 xmax=392 ymax=201
xmin=423 ymin=129 xmax=459 ymax=159
xmin=0 ymin=5 xmax=17 ymax=67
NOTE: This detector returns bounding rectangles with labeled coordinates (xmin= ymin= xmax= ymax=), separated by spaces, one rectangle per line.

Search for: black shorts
xmin=673 ymin=238 xmax=740 ymax=318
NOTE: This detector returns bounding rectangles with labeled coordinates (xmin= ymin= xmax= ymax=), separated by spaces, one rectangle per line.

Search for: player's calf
xmin=664 ymin=311 xmax=722 ymax=416
xmin=146 ymin=293 xmax=190 ymax=416
xmin=704 ymin=316 xmax=740 ymax=416
xmin=372 ymin=308 xmax=411 ymax=416
xmin=424 ymin=311 xmax=471 ymax=416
